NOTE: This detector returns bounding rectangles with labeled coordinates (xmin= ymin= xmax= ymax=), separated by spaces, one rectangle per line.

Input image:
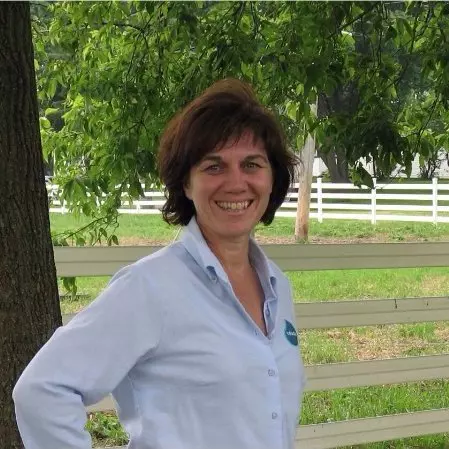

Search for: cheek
xmin=185 ymin=177 xmax=216 ymax=203
xmin=258 ymin=173 xmax=274 ymax=194
xmin=264 ymin=167 xmax=274 ymax=192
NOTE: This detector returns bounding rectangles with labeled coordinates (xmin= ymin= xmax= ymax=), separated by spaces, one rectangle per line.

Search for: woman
xmin=13 ymin=78 xmax=306 ymax=449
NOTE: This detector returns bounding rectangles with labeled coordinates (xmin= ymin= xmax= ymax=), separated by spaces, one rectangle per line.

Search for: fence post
xmin=371 ymin=178 xmax=377 ymax=225
xmin=432 ymin=177 xmax=438 ymax=224
xmin=317 ymin=176 xmax=323 ymax=223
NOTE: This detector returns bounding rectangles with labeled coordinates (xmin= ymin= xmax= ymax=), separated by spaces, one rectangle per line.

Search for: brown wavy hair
xmin=157 ymin=78 xmax=298 ymax=226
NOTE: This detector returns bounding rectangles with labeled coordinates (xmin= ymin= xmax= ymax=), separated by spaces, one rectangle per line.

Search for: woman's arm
xmin=13 ymin=266 xmax=163 ymax=449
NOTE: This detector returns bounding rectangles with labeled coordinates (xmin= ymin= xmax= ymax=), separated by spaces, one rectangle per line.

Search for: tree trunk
xmin=0 ymin=4 xmax=61 ymax=448
xmin=295 ymin=133 xmax=315 ymax=242
xmin=316 ymin=84 xmax=356 ymax=184
xmin=317 ymin=147 xmax=350 ymax=183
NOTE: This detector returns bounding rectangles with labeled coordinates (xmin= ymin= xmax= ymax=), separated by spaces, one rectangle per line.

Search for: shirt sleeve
xmin=13 ymin=265 xmax=163 ymax=449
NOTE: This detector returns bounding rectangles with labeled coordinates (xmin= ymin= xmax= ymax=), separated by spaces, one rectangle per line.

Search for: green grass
xmin=50 ymin=213 xmax=449 ymax=243
xmin=303 ymin=380 xmax=449 ymax=424
xmin=51 ymin=213 xmax=449 ymax=448
xmin=85 ymin=412 xmax=128 ymax=447
xmin=286 ymin=267 xmax=449 ymax=301
xmin=303 ymin=381 xmax=449 ymax=449
xmin=261 ymin=218 xmax=449 ymax=242
xmin=50 ymin=213 xmax=180 ymax=242
xmin=301 ymin=321 xmax=449 ymax=366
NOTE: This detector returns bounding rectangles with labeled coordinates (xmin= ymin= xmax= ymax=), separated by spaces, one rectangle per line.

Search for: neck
xmin=198 ymin=222 xmax=252 ymax=275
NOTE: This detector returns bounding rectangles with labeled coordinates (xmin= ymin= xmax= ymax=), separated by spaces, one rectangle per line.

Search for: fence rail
xmin=54 ymin=242 xmax=449 ymax=448
xmin=48 ymin=178 xmax=449 ymax=223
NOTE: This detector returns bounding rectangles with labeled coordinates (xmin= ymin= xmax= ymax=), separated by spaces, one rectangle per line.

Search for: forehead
xmin=208 ymin=132 xmax=267 ymax=159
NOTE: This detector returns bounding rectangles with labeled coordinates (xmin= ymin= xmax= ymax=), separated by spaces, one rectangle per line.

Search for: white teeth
xmin=216 ymin=201 xmax=251 ymax=211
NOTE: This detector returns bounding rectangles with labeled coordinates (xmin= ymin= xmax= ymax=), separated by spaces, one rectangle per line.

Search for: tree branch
xmin=326 ymin=3 xmax=377 ymax=40
xmin=103 ymin=20 xmax=145 ymax=33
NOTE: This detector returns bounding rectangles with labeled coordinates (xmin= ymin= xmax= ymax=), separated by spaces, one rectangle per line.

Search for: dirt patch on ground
xmin=256 ymin=235 xmax=394 ymax=245
xmin=342 ymin=329 xmax=405 ymax=360
xmin=105 ymin=232 xmax=445 ymax=246
xmin=117 ymin=234 xmax=400 ymax=246
xmin=323 ymin=327 xmax=441 ymax=361
xmin=435 ymin=326 xmax=449 ymax=341
xmin=351 ymin=335 xmax=404 ymax=360
xmin=420 ymin=275 xmax=449 ymax=296
xmin=117 ymin=236 xmax=173 ymax=246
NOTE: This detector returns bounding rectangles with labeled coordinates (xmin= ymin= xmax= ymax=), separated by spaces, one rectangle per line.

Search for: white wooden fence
xmin=48 ymin=178 xmax=449 ymax=224
xmin=55 ymin=242 xmax=449 ymax=448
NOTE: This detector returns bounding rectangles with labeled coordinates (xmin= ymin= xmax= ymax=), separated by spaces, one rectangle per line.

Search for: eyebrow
xmin=200 ymin=154 xmax=269 ymax=164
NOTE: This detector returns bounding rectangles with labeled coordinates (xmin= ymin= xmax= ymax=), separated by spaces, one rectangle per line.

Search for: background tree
xmin=316 ymin=2 xmax=449 ymax=186
xmin=34 ymin=2 xmax=449 ymax=199
xmin=28 ymin=1 xmax=449 ymax=244
xmin=0 ymin=3 xmax=61 ymax=448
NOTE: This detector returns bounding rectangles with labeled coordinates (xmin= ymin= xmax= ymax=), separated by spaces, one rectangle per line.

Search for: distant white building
xmin=313 ymin=152 xmax=449 ymax=178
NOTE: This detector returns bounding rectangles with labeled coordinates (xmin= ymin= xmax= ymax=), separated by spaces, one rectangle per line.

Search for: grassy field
xmin=51 ymin=212 xmax=449 ymax=244
xmin=51 ymin=213 xmax=449 ymax=448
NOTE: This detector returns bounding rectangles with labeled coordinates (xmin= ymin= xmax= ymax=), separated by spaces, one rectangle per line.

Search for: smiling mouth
xmin=215 ymin=200 xmax=253 ymax=211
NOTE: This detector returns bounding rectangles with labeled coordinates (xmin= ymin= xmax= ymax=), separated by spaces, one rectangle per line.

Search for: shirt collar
xmin=179 ymin=216 xmax=278 ymax=291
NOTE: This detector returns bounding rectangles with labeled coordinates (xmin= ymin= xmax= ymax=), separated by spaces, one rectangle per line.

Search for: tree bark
xmin=317 ymin=146 xmax=350 ymax=183
xmin=295 ymin=132 xmax=315 ymax=242
xmin=316 ymin=89 xmax=354 ymax=183
xmin=0 ymin=3 xmax=61 ymax=448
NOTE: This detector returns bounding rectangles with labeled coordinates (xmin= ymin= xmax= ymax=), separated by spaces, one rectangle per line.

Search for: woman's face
xmin=184 ymin=131 xmax=273 ymax=242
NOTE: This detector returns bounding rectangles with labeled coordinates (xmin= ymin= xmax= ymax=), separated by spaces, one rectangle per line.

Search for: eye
xmin=244 ymin=161 xmax=261 ymax=170
xmin=204 ymin=164 xmax=221 ymax=173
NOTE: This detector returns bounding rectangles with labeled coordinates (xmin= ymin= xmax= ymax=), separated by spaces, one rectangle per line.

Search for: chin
xmin=216 ymin=222 xmax=255 ymax=239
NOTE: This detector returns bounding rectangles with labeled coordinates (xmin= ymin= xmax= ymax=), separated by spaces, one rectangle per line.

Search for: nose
xmin=223 ymin=165 xmax=247 ymax=193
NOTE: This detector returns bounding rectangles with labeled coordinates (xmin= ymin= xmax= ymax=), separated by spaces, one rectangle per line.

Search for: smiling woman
xmin=13 ymin=79 xmax=306 ymax=449
xmin=158 ymin=78 xmax=297 ymax=227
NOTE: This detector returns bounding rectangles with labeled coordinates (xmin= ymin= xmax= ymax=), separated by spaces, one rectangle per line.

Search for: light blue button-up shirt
xmin=13 ymin=217 xmax=306 ymax=449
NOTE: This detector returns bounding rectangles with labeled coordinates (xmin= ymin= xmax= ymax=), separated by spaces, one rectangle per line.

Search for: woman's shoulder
xmin=118 ymin=241 xmax=196 ymax=288
xmin=131 ymin=241 xmax=189 ymax=270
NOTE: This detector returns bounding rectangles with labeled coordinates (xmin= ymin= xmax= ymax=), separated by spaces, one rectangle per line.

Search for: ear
xmin=184 ymin=180 xmax=192 ymax=200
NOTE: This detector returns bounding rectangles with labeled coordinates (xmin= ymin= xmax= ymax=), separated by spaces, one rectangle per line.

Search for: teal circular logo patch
xmin=284 ymin=320 xmax=298 ymax=346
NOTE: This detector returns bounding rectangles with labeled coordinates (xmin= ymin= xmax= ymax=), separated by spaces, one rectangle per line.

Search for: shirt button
xmin=272 ymin=412 xmax=278 ymax=420
xmin=268 ymin=369 xmax=276 ymax=377
xmin=211 ymin=275 xmax=218 ymax=283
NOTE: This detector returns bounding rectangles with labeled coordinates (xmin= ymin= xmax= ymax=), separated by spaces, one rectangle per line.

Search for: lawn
xmin=51 ymin=213 xmax=449 ymax=448
xmin=51 ymin=213 xmax=449 ymax=244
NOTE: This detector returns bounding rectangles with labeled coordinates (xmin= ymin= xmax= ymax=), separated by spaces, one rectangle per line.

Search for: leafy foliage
xmin=32 ymin=1 xmax=449 ymax=213
xmin=85 ymin=412 xmax=128 ymax=446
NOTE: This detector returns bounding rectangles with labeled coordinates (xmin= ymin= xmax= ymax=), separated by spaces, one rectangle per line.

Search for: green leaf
xmin=352 ymin=164 xmax=374 ymax=189
xmin=62 ymin=276 xmax=78 ymax=300
xmin=45 ymin=107 xmax=60 ymax=116
xmin=286 ymin=102 xmax=297 ymax=121
xmin=401 ymin=18 xmax=414 ymax=38
xmin=39 ymin=117 xmax=51 ymax=129
xmin=385 ymin=26 xmax=397 ymax=42
xmin=75 ymin=236 xmax=86 ymax=246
